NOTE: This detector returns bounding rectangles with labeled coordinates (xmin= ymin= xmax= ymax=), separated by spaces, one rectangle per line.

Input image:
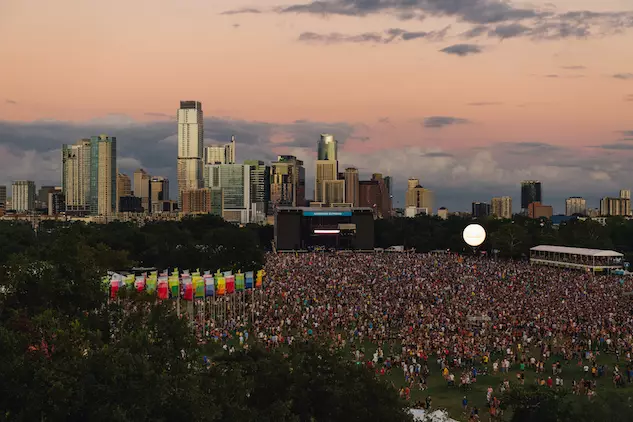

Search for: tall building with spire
xmin=315 ymin=134 xmax=339 ymax=204
xmin=177 ymin=101 xmax=203 ymax=208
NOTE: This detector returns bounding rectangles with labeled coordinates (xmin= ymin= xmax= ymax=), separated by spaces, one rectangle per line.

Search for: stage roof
xmin=530 ymin=245 xmax=623 ymax=257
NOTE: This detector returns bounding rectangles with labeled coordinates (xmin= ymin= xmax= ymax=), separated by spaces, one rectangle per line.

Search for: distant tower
xmin=520 ymin=180 xmax=542 ymax=212
xmin=344 ymin=167 xmax=360 ymax=207
xmin=177 ymin=101 xmax=204 ymax=208
xmin=318 ymin=134 xmax=337 ymax=160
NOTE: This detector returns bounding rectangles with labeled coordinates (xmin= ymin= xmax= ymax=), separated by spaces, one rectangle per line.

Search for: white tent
xmin=409 ymin=408 xmax=459 ymax=422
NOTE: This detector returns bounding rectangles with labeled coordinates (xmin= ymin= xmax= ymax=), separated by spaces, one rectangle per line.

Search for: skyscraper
xmin=318 ymin=134 xmax=337 ymax=160
xmin=565 ymin=197 xmax=586 ymax=216
xmin=520 ymin=180 xmax=542 ymax=212
xmin=116 ymin=172 xmax=132 ymax=212
xmin=0 ymin=185 xmax=6 ymax=209
xmin=472 ymin=202 xmax=491 ymax=218
xmin=405 ymin=178 xmax=434 ymax=214
xmin=11 ymin=181 xmax=36 ymax=212
xmin=203 ymin=163 xmax=251 ymax=224
xmin=269 ymin=155 xmax=305 ymax=211
xmin=133 ymin=168 xmax=152 ymax=213
xmin=620 ymin=189 xmax=631 ymax=200
xmin=491 ymin=196 xmax=512 ymax=219
xmin=323 ymin=180 xmax=345 ymax=204
xmin=90 ymin=134 xmax=117 ymax=216
xmin=204 ymin=135 xmax=236 ymax=165
xmin=62 ymin=138 xmax=91 ymax=214
xmin=177 ymin=101 xmax=203 ymax=207
xmin=315 ymin=160 xmax=337 ymax=203
xmin=244 ymin=160 xmax=270 ymax=222
xmin=344 ymin=167 xmax=360 ymax=207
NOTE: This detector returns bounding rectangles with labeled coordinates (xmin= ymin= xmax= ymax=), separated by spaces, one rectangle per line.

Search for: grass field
xmin=201 ymin=334 xmax=631 ymax=421
xmin=353 ymin=341 xmax=629 ymax=421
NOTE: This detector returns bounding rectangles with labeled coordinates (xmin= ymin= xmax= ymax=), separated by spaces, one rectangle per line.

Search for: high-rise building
xmin=344 ymin=167 xmax=360 ymax=207
xmin=62 ymin=138 xmax=92 ymax=214
xmin=491 ymin=196 xmax=512 ymax=219
xmin=181 ymin=188 xmax=223 ymax=215
xmin=269 ymin=155 xmax=305 ymax=212
xmin=203 ymin=164 xmax=251 ymax=224
xmin=48 ymin=189 xmax=64 ymax=216
xmin=437 ymin=207 xmax=449 ymax=220
xmin=0 ymin=185 xmax=6 ymax=209
xmin=149 ymin=176 xmax=170 ymax=213
xmin=620 ymin=189 xmax=631 ymax=200
xmin=116 ymin=172 xmax=132 ymax=213
xmin=315 ymin=160 xmax=337 ymax=203
xmin=528 ymin=202 xmax=553 ymax=219
xmin=204 ymin=136 xmax=236 ymax=165
xmin=565 ymin=197 xmax=587 ymax=216
xmin=372 ymin=173 xmax=392 ymax=218
xmin=600 ymin=197 xmax=631 ymax=216
xmin=323 ymin=180 xmax=345 ymax=204
xmin=244 ymin=160 xmax=270 ymax=223
xmin=317 ymin=134 xmax=337 ymax=160
xmin=405 ymin=178 xmax=434 ymax=214
xmin=133 ymin=169 xmax=152 ymax=213
xmin=37 ymin=186 xmax=56 ymax=209
xmin=472 ymin=202 xmax=491 ymax=218
xmin=90 ymin=134 xmax=117 ymax=216
xmin=521 ymin=180 xmax=542 ymax=212
xmin=11 ymin=180 xmax=36 ymax=212
xmin=177 ymin=101 xmax=203 ymax=207
xmin=359 ymin=180 xmax=381 ymax=217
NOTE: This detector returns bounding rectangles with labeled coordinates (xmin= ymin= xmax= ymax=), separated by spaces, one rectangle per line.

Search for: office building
xmin=384 ymin=176 xmax=393 ymax=199
xmin=323 ymin=179 xmax=345 ymax=204
xmin=620 ymin=189 xmax=631 ymax=200
xmin=317 ymin=134 xmax=337 ymax=160
xmin=11 ymin=180 xmax=36 ymax=212
xmin=204 ymin=135 xmax=236 ymax=165
xmin=149 ymin=176 xmax=170 ymax=213
xmin=405 ymin=206 xmax=430 ymax=217
xmin=521 ymin=180 xmax=542 ymax=212
xmin=89 ymin=135 xmax=117 ymax=216
xmin=528 ymin=202 xmax=553 ymax=219
xmin=244 ymin=160 xmax=270 ymax=223
xmin=472 ymin=202 xmax=491 ymax=218
xmin=37 ymin=186 xmax=56 ymax=209
xmin=269 ymin=155 xmax=305 ymax=212
xmin=600 ymin=197 xmax=631 ymax=216
xmin=116 ymin=173 xmax=132 ymax=213
xmin=344 ymin=167 xmax=360 ymax=207
xmin=177 ymin=101 xmax=204 ymax=207
xmin=565 ymin=197 xmax=587 ymax=216
xmin=62 ymin=138 xmax=92 ymax=214
xmin=359 ymin=180 xmax=381 ymax=217
xmin=48 ymin=189 xmax=64 ymax=216
xmin=133 ymin=169 xmax=152 ymax=213
xmin=315 ymin=160 xmax=337 ymax=203
xmin=437 ymin=207 xmax=449 ymax=220
xmin=203 ymin=164 xmax=251 ymax=224
xmin=0 ymin=185 xmax=7 ymax=209
xmin=119 ymin=196 xmax=143 ymax=213
xmin=405 ymin=179 xmax=434 ymax=214
xmin=491 ymin=196 xmax=512 ymax=219
xmin=181 ymin=188 xmax=223 ymax=215
xmin=372 ymin=173 xmax=392 ymax=217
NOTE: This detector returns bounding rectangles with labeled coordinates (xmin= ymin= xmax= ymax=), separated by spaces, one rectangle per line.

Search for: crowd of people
xmin=189 ymin=251 xmax=633 ymax=418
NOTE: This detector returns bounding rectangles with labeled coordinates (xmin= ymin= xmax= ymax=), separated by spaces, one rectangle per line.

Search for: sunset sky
xmin=1 ymin=0 xmax=632 ymax=211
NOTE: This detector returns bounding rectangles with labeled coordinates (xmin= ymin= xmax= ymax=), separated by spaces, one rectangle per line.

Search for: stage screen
xmin=275 ymin=211 xmax=301 ymax=250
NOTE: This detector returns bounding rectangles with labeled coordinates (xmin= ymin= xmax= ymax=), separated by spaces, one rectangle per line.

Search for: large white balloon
xmin=463 ymin=224 xmax=486 ymax=247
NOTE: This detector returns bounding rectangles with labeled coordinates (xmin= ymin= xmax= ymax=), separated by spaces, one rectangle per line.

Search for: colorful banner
xmin=134 ymin=275 xmax=146 ymax=292
xmin=204 ymin=274 xmax=215 ymax=297
xmin=146 ymin=271 xmax=158 ymax=293
xmin=236 ymin=272 xmax=245 ymax=291
xmin=216 ymin=276 xmax=226 ymax=296
xmin=193 ymin=275 xmax=205 ymax=299
xmin=256 ymin=270 xmax=264 ymax=288
xmin=157 ymin=276 xmax=169 ymax=300
xmin=245 ymin=271 xmax=254 ymax=289
xmin=226 ymin=275 xmax=235 ymax=294
xmin=168 ymin=272 xmax=179 ymax=298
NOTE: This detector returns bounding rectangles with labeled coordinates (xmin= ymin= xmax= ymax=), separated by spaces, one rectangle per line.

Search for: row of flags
xmin=106 ymin=269 xmax=265 ymax=300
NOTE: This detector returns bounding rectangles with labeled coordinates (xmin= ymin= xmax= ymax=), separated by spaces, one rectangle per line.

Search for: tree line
xmin=375 ymin=215 xmax=633 ymax=260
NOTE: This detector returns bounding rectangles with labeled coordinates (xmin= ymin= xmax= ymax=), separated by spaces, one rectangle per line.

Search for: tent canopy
xmin=530 ymin=245 xmax=623 ymax=258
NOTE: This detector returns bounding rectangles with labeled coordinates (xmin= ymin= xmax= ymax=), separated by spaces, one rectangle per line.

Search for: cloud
xmin=561 ymin=65 xmax=586 ymax=70
xmin=298 ymin=26 xmax=448 ymax=44
xmin=613 ymin=73 xmax=633 ymax=80
xmin=626 ymin=95 xmax=633 ymax=102
xmin=280 ymin=1 xmax=633 ymax=43
xmin=596 ymin=143 xmax=633 ymax=150
xmin=423 ymin=116 xmax=472 ymax=128
xmin=5 ymin=99 xmax=17 ymax=105
xmin=0 ymin=116 xmax=354 ymax=196
xmin=439 ymin=44 xmax=483 ymax=56
xmin=619 ymin=130 xmax=633 ymax=137
xmin=220 ymin=8 xmax=262 ymax=15
xmin=467 ymin=102 xmax=503 ymax=106
xmin=144 ymin=112 xmax=174 ymax=119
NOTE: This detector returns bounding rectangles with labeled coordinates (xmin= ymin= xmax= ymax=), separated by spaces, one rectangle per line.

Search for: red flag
xmin=226 ymin=275 xmax=235 ymax=294
xmin=184 ymin=283 xmax=194 ymax=301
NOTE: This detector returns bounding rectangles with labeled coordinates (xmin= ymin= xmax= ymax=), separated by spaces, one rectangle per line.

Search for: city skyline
xmin=1 ymin=0 xmax=633 ymax=212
